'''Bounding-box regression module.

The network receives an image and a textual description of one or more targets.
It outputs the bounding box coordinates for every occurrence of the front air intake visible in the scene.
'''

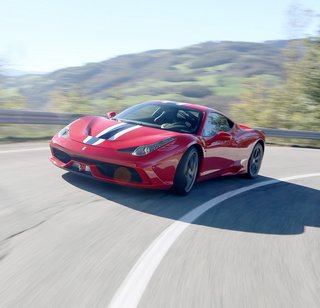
[52,148,71,164]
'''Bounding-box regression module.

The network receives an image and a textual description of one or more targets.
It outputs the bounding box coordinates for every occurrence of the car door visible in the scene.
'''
[200,112,240,177]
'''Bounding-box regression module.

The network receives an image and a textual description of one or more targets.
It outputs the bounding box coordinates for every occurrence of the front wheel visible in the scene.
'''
[246,143,264,178]
[173,147,199,195]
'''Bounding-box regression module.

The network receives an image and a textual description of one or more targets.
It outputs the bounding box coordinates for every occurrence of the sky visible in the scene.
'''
[0,0,319,73]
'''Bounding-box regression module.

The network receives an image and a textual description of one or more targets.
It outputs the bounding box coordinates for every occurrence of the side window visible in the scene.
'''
[202,112,232,137]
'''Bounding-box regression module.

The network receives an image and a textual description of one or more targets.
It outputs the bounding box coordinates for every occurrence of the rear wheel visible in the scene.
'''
[246,143,264,178]
[173,147,199,195]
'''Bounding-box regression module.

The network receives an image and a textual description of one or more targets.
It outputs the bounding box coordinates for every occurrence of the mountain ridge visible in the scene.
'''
[1,40,292,113]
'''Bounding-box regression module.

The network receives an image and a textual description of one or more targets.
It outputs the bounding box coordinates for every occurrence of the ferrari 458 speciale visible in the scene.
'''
[50,100,265,195]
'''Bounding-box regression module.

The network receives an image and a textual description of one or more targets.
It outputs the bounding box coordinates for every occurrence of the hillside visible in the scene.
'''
[1,40,289,114]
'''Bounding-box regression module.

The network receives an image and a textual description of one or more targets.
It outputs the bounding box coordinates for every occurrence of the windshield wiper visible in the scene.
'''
[116,119,143,125]
[117,118,160,128]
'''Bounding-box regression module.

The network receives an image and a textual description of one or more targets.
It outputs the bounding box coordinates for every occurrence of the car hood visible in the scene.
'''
[69,116,179,148]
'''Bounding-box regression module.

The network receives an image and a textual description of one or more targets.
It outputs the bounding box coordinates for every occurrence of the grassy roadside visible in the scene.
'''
[0,124,64,144]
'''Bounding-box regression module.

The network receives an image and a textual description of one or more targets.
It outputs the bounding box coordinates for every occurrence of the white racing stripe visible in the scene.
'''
[0,147,49,154]
[108,173,320,308]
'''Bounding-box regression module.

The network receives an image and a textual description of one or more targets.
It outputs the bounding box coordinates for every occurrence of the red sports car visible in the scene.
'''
[50,100,265,195]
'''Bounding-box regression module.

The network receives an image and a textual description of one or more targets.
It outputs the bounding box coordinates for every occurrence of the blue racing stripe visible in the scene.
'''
[85,136,101,145]
[98,123,135,140]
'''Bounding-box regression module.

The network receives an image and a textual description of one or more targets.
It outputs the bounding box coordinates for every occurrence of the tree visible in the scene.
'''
[231,37,320,131]
[231,77,281,128]
[301,37,320,126]
[232,4,320,132]
[302,38,320,102]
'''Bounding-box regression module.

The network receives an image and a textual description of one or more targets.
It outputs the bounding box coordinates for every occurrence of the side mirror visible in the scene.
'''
[107,111,116,119]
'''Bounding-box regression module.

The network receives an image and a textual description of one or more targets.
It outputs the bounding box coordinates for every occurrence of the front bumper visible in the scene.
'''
[50,137,180,189]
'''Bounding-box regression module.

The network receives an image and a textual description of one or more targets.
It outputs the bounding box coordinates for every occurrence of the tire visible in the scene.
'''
[246,143,264,178]
[173,147,199,195]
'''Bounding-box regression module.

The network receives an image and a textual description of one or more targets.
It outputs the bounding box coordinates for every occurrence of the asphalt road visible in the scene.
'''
[0,142,319,308]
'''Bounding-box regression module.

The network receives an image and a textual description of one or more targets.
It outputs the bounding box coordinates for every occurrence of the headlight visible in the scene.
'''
[120,137,175,156]
[58,126,70,138]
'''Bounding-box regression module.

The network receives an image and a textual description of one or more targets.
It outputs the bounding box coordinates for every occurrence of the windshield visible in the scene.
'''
[115,102,203,134]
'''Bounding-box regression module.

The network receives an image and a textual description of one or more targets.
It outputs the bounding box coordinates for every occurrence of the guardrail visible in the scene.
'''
[0,109,319,140]
[256,128,320,140]
[0,109,84,125]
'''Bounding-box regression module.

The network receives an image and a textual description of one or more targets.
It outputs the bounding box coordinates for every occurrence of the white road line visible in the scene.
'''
[108,173,320,308]
[0,147,49,154]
